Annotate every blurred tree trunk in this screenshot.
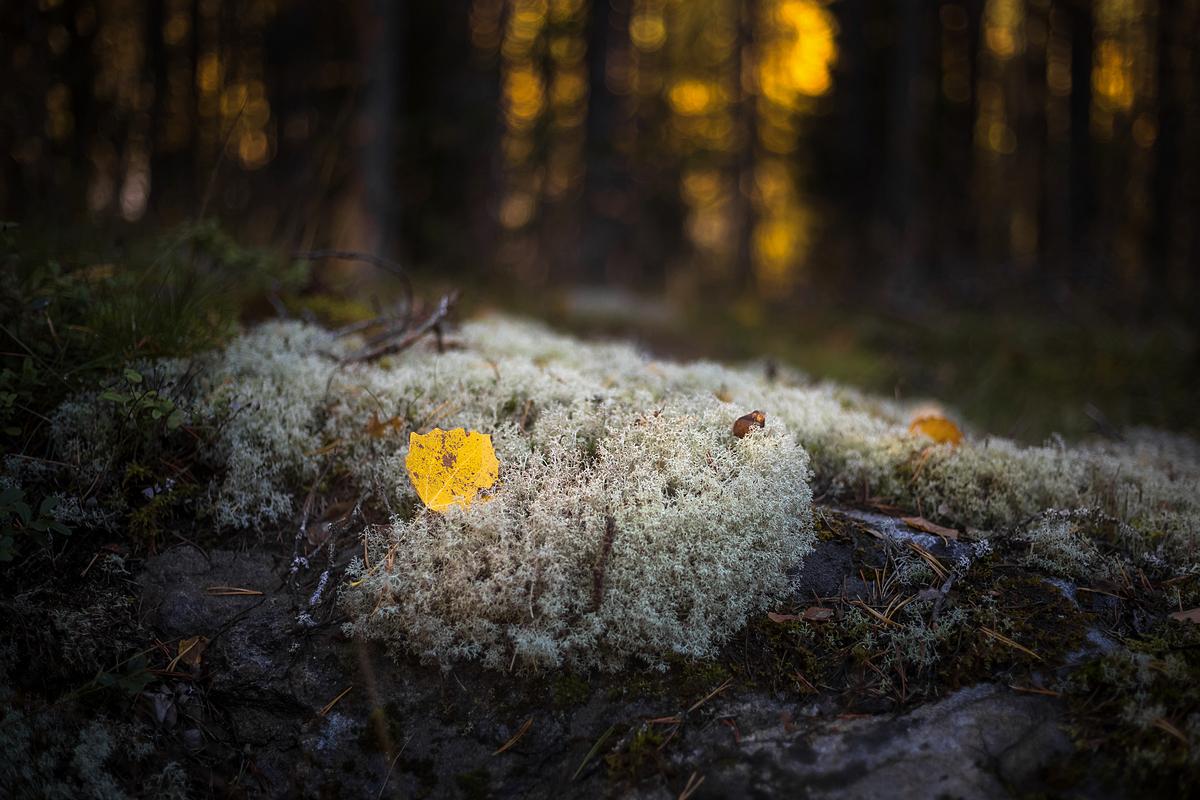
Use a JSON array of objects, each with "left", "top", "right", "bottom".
[
  {"left": 582, "top": 0, "right": 627, "bottom": 284},
  {"left": 1043, "top": 2, "right": 1073, "bottom": 295},
  {"left": 1149, "top": 0, "right": 1180, "bottom": 305},
  {"left": 884, "top": 0, "right": 931, "bottom": 298},
  {"left": 330, "top": 0, "right": 401, "bottom": 263},
  {"left": 146, "top": 0, "right": 168, "bottom": 216},
  {"left": 1067, "top": 0, "right": 1094, "bottom": 288},
  {"left": 1023, "top": 0, "right": 1050, "bottom": 275},
  {"left": 358, "top": 0, "right": 400, "bottom": 258},
  {"left": 733, "top": 0, "right": 758, "bottom": 289},
  {"left": 828, "top": 0, "right": 871, "bottom": 291},
  {"left": 932, "top": 0, "right": 983, "bottom": 289}
]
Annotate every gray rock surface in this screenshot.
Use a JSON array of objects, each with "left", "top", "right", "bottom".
[{"left": 135, "top": 544, "right": 1077, "bottom": 799}]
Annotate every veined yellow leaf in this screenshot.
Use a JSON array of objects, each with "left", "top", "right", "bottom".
[{"left": 405, "top": 428, "right": 500, "bottom": 512}]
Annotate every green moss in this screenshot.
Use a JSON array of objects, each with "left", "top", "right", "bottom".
[
  {"left": 286, "top": 294, "right": 376, "bottom": 327},
  {"left": 1059, "top": 620, "right": 1200, "bottom": 794},
  {"left": 454, "top": 767, "right": 491, "bottom": 800},
  {"left": 552, "top": 672, "right": 592, "bottom": 708},
  {"left": 605, "top": 726, "right": 666, "bottom": 783}
]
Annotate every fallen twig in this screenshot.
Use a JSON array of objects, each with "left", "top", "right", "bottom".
[{"left": 342, "top": 291, "right": 459, "bottom": 364}]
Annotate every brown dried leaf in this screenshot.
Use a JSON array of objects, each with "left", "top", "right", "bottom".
[
  {"left": 802, "top": 606, "right": 834, "bottom": 622},
  {"left": 365, "top": 412, "right": 404, "bottom": 439},
  {"left": 1169, "top": 607, "right": 1200, "bottom": 623},
  {"left": 901, "top": 515, "right": 959, "bottom": 541},
  {"left": 732, "top": 410, "right": 766, "bottom": 438}
]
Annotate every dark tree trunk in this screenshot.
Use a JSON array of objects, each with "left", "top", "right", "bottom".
[
  {"left": 1067, "top": 0, "right": 1095, "bottom": 288},
  {"left": 581, "top": 0, "right": 625, "bottom": 284},
  {"left": 358, "top": 0, "right": 400, "bottom": 257},
  {"left": 884, "top": 0, "right": 931, "bottom": 297},
  {"left": 733, "top": 0, "right": 758, "bottom": 289},
  {"left": 1149, "top": 0, "right": 1180, "bottom": 303}
]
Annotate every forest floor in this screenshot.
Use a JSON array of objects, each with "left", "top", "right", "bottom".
[
  {"left": 1, "top": 502, "right": 1149, "bottom": 799},
  {"left": 1, "top": 229, "right": 1198, "bottom": 798}
]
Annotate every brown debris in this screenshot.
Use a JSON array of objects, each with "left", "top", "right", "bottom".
[{"left": 732, "top": 410, "right": 766, "bottom": 438}]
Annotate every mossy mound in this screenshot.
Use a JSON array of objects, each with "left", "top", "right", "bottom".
[{"left": 6, "top": 315, "right": 1199, "bottom": 671}]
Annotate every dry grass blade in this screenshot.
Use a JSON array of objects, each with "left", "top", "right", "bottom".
[
  {"left": 1152, "top": 717, "right": 1189, "bottom": 745},
  {"left": 850, "top": 599, "right": 902, "bottom": 628},
  {"left": 678, "top": 770, "right": 706, "bottom": 800},
  {"left": 571, "top": 724, "right": 617, "bottom": 781},
  {"left": 646, "top": 716, "right": 683, "bottom": 725},
  {"left": 204, "top": 586, "right": 263, "bottom": 596},
  {"left": 687, "top": 677, "right": 733, "bottom": 713},
  {"left": 979, "top": 626, "right": 1043, "bottom": 661},
  {"left": 318, "top": 685, "right": 354, "bottom": 716},
  {"left": 792, "top": 671, "right": 817, "bottom": 693},
  {"left": 494, "top": 719, "right": 537, "bottom": 758},
  {"left": 493, "top": 717, "right": 533, "bottom": 755},
  {"left": 905, "top": 541, "right": 949, "bottom": 581}
]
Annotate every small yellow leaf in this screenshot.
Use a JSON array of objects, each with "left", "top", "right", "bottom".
[
  {"left": 909, "top": 413, "right": 964, "bottom": 446},
  {"left": 167, "top": 635, "right": 208, "bottom": 672},
  {"left": 406, "top": 428, "right": 500, "bottom": 512}
]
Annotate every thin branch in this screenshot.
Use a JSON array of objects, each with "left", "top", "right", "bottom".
[{"left": 341, "top": 291, "right": 458, "bottom": 364}]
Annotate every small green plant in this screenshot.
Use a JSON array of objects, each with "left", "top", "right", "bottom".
[
  {"left": 0, "top": 486, "right": 71, "bottom": 561},
  {"left": 99, "top": 369, "right": 186, "bottom": 434}
]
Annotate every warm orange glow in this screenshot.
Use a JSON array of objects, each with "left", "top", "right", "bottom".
[
  {"left": 630, "top": 11, "right": 666, "bottom": 52},
  {"left": 757, "top": 0, "right": 837, "bottom": 108}
]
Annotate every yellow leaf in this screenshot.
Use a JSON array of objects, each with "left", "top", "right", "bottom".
[
  {"left": 405, "top": 428, "right": 500, "bottom": 512},
  {"left": 168, "top": 635, "right": 208, "bottom": 672},
  {"left": 909, "top": 413, "right": 964, "bottom": 446}
]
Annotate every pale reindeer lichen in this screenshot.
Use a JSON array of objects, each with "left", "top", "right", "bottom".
[{"left": 10, "top": 315, "right": 1199, "bottom": 670}]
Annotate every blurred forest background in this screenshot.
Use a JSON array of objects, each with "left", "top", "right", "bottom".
[{"left": 2, "top": 0, "right": 1198, "bottom": 438}]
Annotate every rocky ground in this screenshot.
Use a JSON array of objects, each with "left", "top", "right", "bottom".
[{"left": 6, "top": 501, "right": 1169, "bottom": 799}]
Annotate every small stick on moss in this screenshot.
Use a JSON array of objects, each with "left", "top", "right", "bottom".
[{"left": 591, "top": 516, "right": 617, "bottom": 612}]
